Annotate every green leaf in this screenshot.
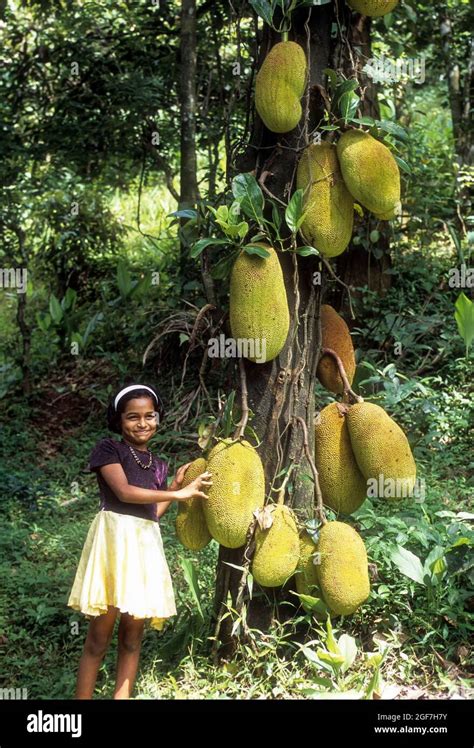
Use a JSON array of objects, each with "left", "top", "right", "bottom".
[
  {"left": 190, "top": 238, "right": 229, "bottom": 258},
  {"left": 232, "top": 173, "right": 265, "bottom": 225},
  {"left": 394, "top": 156, "right": 412, "bottom": 174},
  {"left": 242, "top": 244, "right": 271, "bottom": 258},
  {"left": 179, "top": 558, "right": 203, "bottom": 620},
  {"left": 338, "top": 634, "right": 358, "bottom": 673},
  {"left": 168, "top": 209, "right": 198, "bottom": 219},
  {"left": 316, "top": 649, "right": 346, "bottom": 667},
  {"left": 117, "top": 261, "right": 132, "bottom": 298},
  {"left": 296, "top": 245, "right": 319, "bottom": 256},
  {"left": 49, "top": 294, "right": 63, "bottom": 324},
  {"left": 339, "top": 91, "right": 360, "bottom": 122},
  {"left": 390, "top": 545, "right": 426, "bottom": 585},
  {"left": 376, "top": 119, "right": 408, "bottom": 142},
  {"left": 285, "top": 189, "right": 305, "bottom": 234},
  {"left": 325, "top": 616, "right": 340, "bottom": 655},
  {"left": 455, "top": 292, "right": 474, "bottom": 357},
  {"left": 248, "top": 0, "right": 273, "bottom": 26}
]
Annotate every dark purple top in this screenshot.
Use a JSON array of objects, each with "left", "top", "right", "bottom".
[{"left": 89, "top": 437, "right": 168, "bottom": 523}]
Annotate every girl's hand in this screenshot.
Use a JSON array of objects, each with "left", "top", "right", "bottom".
[
  {"left": 174, "top": 471, "right": 213, "bottom": 502},
  {"left": 170, "top": 462, "right": 194, "bottom": 490}
]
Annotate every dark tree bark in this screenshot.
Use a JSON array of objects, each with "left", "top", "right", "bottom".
[
  {"left": 179, "top": 0, "right": 200, "bottom": 270},
  {"left": 212, "top": 4, "right": 335, "bottom": 656}
]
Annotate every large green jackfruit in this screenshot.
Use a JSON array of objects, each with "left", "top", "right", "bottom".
[
  {"left": 252, "top": 504, "right": 300, "bottom": 587},
  {"left": 314, "top": 403, "right": 367, "bottom": 514},
  {"left": 317, "top": 521, "right": 370, "bottom": 616},
  {"left": 296, "top": 143, "right": 354, "bottom": 258},
  {"left": 347, "top": 0, "right": 399, "bottom": 17},
  {"left": 255, "top": 41, "right": 307, "bottom": 134},
  {"left": 337, "top": 130, "right": 401, "bottom": 219},
  {"left": 317, "top": 304, "right": 356, "bottom": 394},
  {"left": 204, "top": 439, "right": 265, "bottom": 548},
  {"left": 229, "top": 245, "right": 290, "bottom": 364},
  {"left": 346, "top": 402, "right": 417, "bottom": 496},
  {"left": 175, "top": 458, "right": 212, "bottom": 551},
  {"left": 295, "top": 530, "right": 320, "bottom": 596}
]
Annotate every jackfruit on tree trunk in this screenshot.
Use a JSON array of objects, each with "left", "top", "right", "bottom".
[
  {"left": 317, "top": 521, "right": 370, "bottom": 616},
  {"left": 314, "top": 403, "right": 367, "bottom": 514},
  {"left": 347, "top": 0, "right": 399, "bottom": 17},
  {"left": 252, "top": 504, "right": 300, "bottom": 587},
  {"left": 337, "top": 130, "right": 401, "bottom": 219},
  {"left": 346, "top": 402, "right": 417, "bottom": 496},
  {"left": 296, "top": 142, "right": 354, "bottom": 258},
  {"left": 317, "top": 304, "right": 356, "bottom": 394},
  {"left": 175, "top": 457, "right": 211, "bottom": 551},
  {"left": 229, "top": 245, "right": 290, "bottom": 364},
  {"left": 204, "top": 439, "right": 265, "bottom": 548},
  {"left": 255, "top": 41, "right": 307, "bottom": 134}
]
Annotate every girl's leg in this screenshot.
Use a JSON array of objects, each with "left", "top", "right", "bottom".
[
  {"left": 113, "top": 613, "right": 146, "bottom": 699},
  {"left": 74, "top": 606, "right": 119, "bottom": 699}
]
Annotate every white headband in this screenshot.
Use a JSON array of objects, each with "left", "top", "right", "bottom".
[{"left": 114, "top": 385, "right": 158, "bottom": 411}]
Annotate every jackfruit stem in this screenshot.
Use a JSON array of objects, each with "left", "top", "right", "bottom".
[
  {"left": 234, "top": 357, "right": 250, "bottom": 439},
  {"left": 321, "top": 347, "right": 363, "bottom": 404},
  {"left": 294, "top": 416, "right": 327, "bottom": 525},
  {"left": 281, "top": 30, "right": 289, "bottom": 42}
]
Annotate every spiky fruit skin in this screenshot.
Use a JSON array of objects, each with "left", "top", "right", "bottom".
[
  {"left": 346, "top": 402, "right": 417, "bottom": 495},
  {"left": 347, "top": 0, "right": 399, "bottom": 17},
  {"left": 229, "top": 245, "right": 290, "bottom": 364},
  {"left": 175, "top": 458, "right": 211, "bottom": 551},
  {"left": 337, "top": 130, "right": 401, "bottom": 218},
  {"left": 317, "top": 521, "right": 370, "bottom": 616},
  {"left": 314, "top": 403, "right": 367, "bottom": 514},
  {"left": 295, "top": 530, "right": 320, "bottom": 596},
  {"left": 255, "top": 41, "right": 307, "bottom": 133},
  {"left": 204, "top": 439, "right": 265, "bottom": 548},
  {"left": 296, "top": 143, "right": 354, "bottom": 258},
  {"left": 317, "top": 304, "right": 356, "bottom": 394},
  {"left": 252, "top": 505, "right": 300, "bottom": 587}
]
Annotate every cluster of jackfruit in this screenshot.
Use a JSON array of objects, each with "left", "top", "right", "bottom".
[
  {"left": 229, "top": 245, "right": 290, "bottom": 364},
  {"left": 176, "top": 439, "right": 266, "bottom": 551},
  {"left": 347, "top": 0, "right": 399, "bottom": 18},
  {"left": 255, "top": 41, "right": 307, "bottom": 134}
]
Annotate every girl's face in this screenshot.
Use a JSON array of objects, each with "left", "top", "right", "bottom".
[{"left": 120, "top": 396, "right": 158, "bottom": 448}]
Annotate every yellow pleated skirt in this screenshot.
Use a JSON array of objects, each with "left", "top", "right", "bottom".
[{"left": 67, "top": 509, "right": 177, "bottom": 631}]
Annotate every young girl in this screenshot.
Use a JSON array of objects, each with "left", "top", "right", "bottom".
[{"left": 67, "top": 383, "right": 211, "bottom": 699}]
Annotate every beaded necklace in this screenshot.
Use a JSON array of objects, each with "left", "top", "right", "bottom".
[{"left": 128, "top": 444, "right": 153, "bottom": 469}]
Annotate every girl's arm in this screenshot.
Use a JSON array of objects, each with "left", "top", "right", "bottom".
[{"left": 99, "top": 463, "right": 210, "bottom": 504}]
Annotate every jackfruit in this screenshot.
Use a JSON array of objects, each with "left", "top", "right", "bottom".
[
  {"left": 296, "top": 143, "right": 354, "bottom": 257},
  {"left": 204, "top": 439, "right": 265, "bottom": 548},
  {"left": 317, "top": 304, "right": 356, "bottom": 394},
  {"left": 295, "top": 530, "right": 320, "bottom": 596},
  {"left": 346, "top": 402, "right": 417, "bottom": 496},
  {"left": 314, "top": 403, "right": 367, "bottom": 514},
  {"left": 175, "top": 458, "right": 212, "bottom": 551},
  {"left": 252, "top": 504, "right": 300, "bottom": 587},
  {"left": 337, "top": 130, "right": 401, "bottom": 218},
  {"left": 255, "top": 41, "right": 307, "bottom": 134},
  {"left": 347, "top": 0, "right": 399, "bottom": 17},
  {"left": 317, "top": 521, "right": 370, "bottom": 615},
  {"left": 229, "top": 245, "right": 289, "bottom": 364}
]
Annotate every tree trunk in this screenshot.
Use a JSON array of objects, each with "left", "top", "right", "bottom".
[
  {"left": 439, "top": 11, "right": 473, "bottom": 233},
  {"left": 179, "top": 0, "right": 200, "bottom": 272},
  {"left": 212, "top": 4, "right": 334, "bottom": 656}
]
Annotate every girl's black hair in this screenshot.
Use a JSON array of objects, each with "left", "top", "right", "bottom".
[{"left": 106, "top": 383, "right": 165, "bottom": 435}]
